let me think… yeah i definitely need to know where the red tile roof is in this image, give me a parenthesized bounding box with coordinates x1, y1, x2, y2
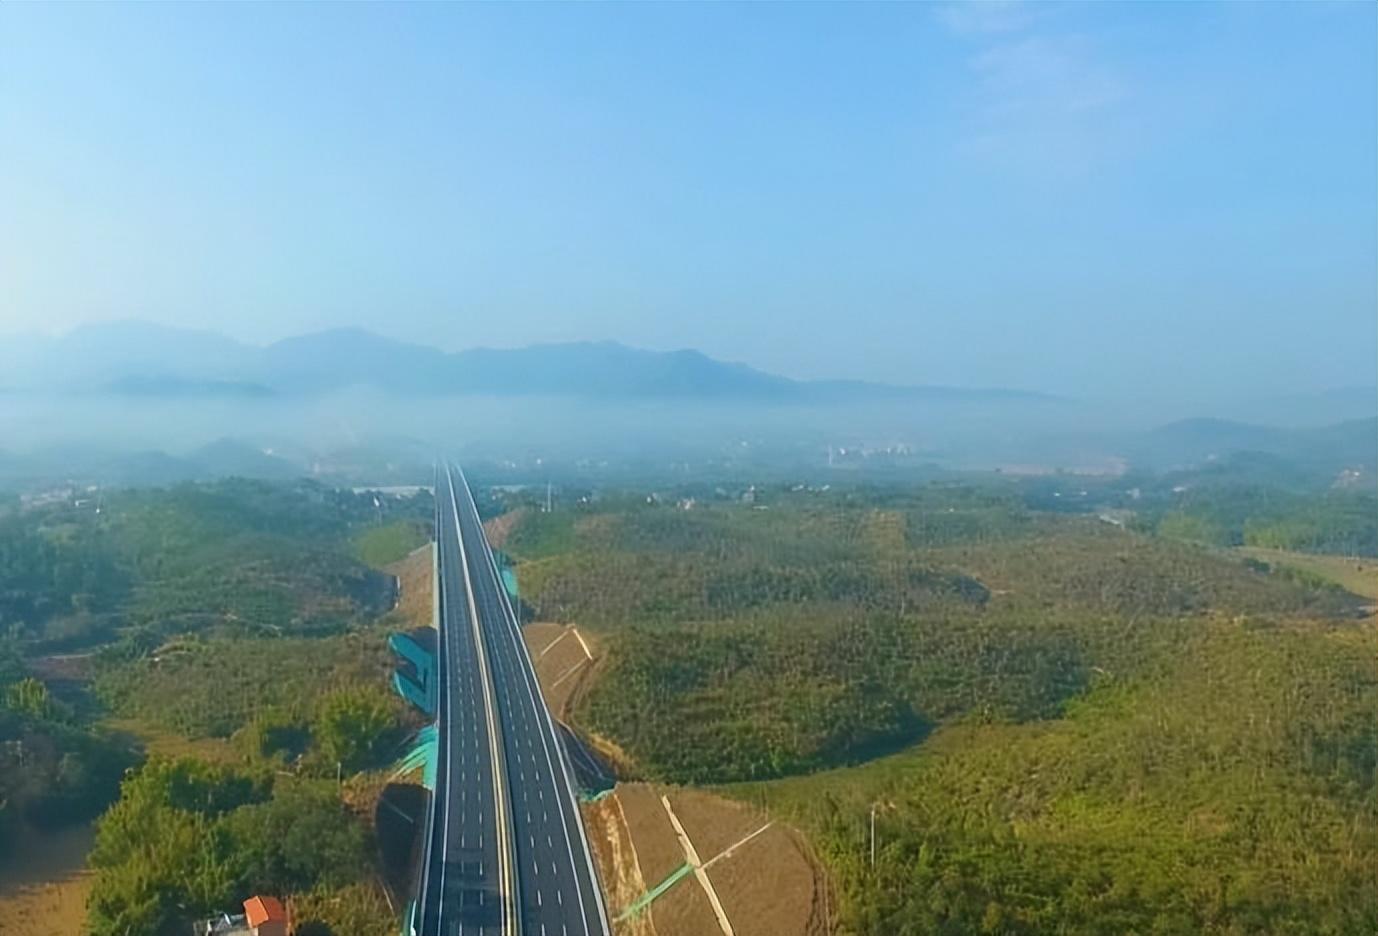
(243, 895, 287, 927)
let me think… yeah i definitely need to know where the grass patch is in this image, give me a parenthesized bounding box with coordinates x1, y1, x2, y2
(353, 520, 430, 568)
(1237, 547, 1378, 601)
(94, 631, 397, 740)
(102, 717, 242, 765)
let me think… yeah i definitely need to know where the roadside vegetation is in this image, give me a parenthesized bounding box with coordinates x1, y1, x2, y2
(353, 518, 431, 567)
(0, 478, 432, 936)
(499, 477, 1376, 935)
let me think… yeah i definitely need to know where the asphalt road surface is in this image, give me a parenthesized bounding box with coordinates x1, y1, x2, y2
(416, 464, 609, 936)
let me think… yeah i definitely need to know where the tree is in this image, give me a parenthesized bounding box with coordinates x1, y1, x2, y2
(4, 677, 52, 719)
(87, 761, 244, 936)
(313, 687, 396, 773)
(224, 783, 369, 894)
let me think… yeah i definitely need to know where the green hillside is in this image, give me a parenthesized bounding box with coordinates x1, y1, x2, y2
(0, 478, 433, 936)
(502, 486, 1376, 934)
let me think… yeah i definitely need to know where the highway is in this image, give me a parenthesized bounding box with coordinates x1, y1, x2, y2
(416, 463, 609, 936)
(417, 465, 510, 935)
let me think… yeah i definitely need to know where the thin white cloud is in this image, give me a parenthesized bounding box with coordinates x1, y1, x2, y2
(971, 36, 1124, 119)
(936, 1, 1037, 37)
(938, 5, 1129, 174)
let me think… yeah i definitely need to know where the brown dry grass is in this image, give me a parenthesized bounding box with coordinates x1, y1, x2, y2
(103, 716, 242, 764)
(1236, 547, 1378, 601)
(0, 823, 94, 936)
(342, 769, 394, 828)
(483, 509, 527, 550)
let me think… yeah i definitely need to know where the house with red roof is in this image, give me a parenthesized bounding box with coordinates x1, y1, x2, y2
(244, 896, 289, 936)
(195, 896, 288, 936)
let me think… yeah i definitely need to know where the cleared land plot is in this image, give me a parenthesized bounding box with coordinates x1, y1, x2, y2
(0, 823, 94, 936)
(650, 871, 722, 936)
(1237, 547, 1378, 601)
(589, 783, 828, 936)
(617, 783, 687, 886)
(523, 621, 594, 718)
(388, 543, 435, 628)
(582, 795, 655, 936)
(708, 824, 826, 936)
(665, 789, 765, 868)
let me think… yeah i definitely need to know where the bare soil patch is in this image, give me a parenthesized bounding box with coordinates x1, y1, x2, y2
(664, 789, 761, 866)
(522, 622, 594, 719)
(524, 621, 567, 654)
(708, 824, 829, 936)
(582, 794, 655, 936)
(578, 782, 830, 936)
(649, 873, 720, 936)
(616, 783, 685, 886)
(387, 544, 435, 629)
(0, 823, 94, 936)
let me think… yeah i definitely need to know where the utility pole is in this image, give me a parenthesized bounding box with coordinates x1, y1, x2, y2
(546, 481, 553, 514)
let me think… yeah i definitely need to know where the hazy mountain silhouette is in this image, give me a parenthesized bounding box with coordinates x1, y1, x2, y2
(1136, 416, 1377, 472)
(3, 321, 1046, 403)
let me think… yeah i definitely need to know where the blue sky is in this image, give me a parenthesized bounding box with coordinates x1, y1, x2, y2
(1, 2, 1373, 400)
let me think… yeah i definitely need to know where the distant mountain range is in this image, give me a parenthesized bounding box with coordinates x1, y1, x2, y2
(1142, 416, 1377, 465)
(0, 321, 1047, 404)
(0, 437, 301, 490)
(1122, 416, 1378, 485)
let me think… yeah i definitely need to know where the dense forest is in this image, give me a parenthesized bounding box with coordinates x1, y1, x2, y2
(500, 479, 1376, 934)
(0, 479, 432, 936)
